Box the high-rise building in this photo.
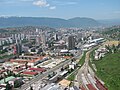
[14,39,22,55]
[21,34,25,40]
[41,32,46,46]
[36,28,39,33]
[36,36,41,45]
[68,36,75,50]
[54,34,58,41]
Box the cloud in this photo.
[33,0,57,10]
[33,0,50,7]
[49,6,56,10]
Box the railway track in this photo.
[77,48,107,90]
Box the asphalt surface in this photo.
[76,47,99,90]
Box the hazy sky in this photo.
[0,0,120,19]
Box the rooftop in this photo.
[29,68,46,72]
[22,71,38,75]
[0,76,15,84]
[10,55,47,63]
[59,79,71,87]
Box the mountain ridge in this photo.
[0,17,102,28]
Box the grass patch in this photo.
[0,54,14,59]
[78,51,86,66]
[67,72,76,81]
[67,68,79,81]
[93,51,120,90]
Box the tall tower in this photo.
[36,35,41,45]
[41,32,46,46]
[54,34,58,41]
[15,39,22,55]
[36,28,39,33]
[68,36,75,50]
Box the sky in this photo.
[0,0,120,20]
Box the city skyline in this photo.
[0,0,120,19]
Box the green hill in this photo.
[93,51,120,90]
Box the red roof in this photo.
[22,71,38,75]
[0,70,4,73]
[87,84,97,90]
[29,68,46,72]
[0,70,5,74]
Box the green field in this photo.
[67,71,76,81]
[93,51,120,90]
[78,51,86,66]
[89,49,96,71]
[0,54,14,59]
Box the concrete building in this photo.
[14,40,22,55]
[41,83,62,90]
[41,32,46,46]
[36,36,41,45]
[68,36,75,50]
[54,34,58,41]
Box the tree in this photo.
[6,82,12,90]
[41,52,46,56]
[61,67,64,71]
[117,43,120,49]
[14,80,21,88]
[70,54,73,56]
[105,45,110,50]
[48,74,51,79]
[7,70,13,76]
[112,44,116,53]
[53,72,56,76]
[30,86,33,90]
[16,73,21,77]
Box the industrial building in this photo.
[10,55,48,66]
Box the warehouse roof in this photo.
[29,68,46,72]
[22,71,38,75]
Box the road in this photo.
[18,59,72,90]
[76,46,107,90]
[77,50,98,90]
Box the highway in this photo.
[18,59,72,90]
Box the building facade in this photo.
[68,36,75,50]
